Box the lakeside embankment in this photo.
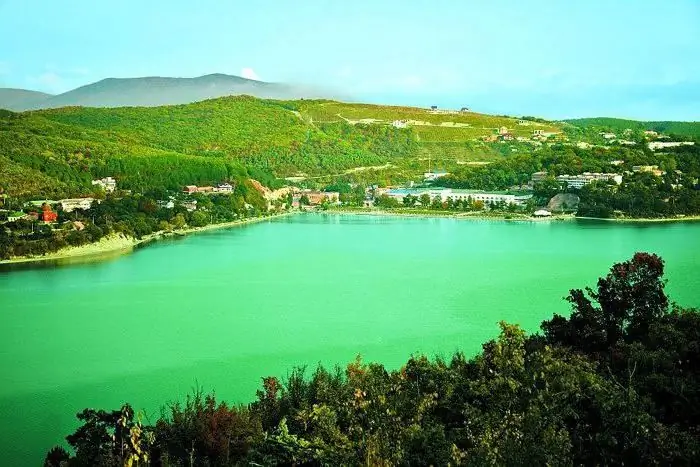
[326,208,700,224]
[0,213,294,266]
[323,207,575,222]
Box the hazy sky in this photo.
[1,0,698,119]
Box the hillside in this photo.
[0,74,333,111]
[0,88,53,112]
[6,94,695,200]
[565,117,700,138]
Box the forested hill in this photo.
[0,96,551,198]
[565,117,700,138]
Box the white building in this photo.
[556,173,623,189]
[533,209,552,217]
[648,141,695,151]
[391,120,408,129]
[214,183,233,193]
[60,198,95,212]
[91,177,116,193]
[600,132,617,140]
[385,188,532,206]
[423,171,450,181]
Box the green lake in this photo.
[1,214,699,464]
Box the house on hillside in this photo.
[60,198,94,212]
[40,204,58,223]
[92,177,117,193]
[183,185,198,194]
[392,120,408,129]
[498,126,509,135]
[214,183,233,193]
[533,129,545,136]
[644,130,659,137]
[197,186,214,193]
[8,211,27,222]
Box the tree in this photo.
[542,252,668,353]
[172,213,186,230]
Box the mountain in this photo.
[0,74,336,111]
[0,88,53,111]
[564,117,700,138]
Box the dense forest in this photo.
[43,253,700,466]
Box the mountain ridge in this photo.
[0,74,335,111]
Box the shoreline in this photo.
[0,212,294,266]
[321,208,575,222]
[324,208,700,224]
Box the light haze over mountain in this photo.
[0,74,337,111]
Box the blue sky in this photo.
[0,0,698,120]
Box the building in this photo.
[644,130,659,137]
[611,160,625,166]
[499,133,514,141]
[633,165,666,177]
[197,186,214,193]
[498,126,509,135]
[648,141,695,151]
[8,211,27,222]
[91,177,117,193]
[530,171,550,184]
[533,209,552,217]
[40,204,58,223]
[302,191,340,205]
[533,129,545,136]
[391,120,408,129]
[60,198,94,212]
[423,171,450,181]
[556,173,623,189]
[600,132,617,140]
[384,187,532,206]
[181,200,197,211]
[183,185,198,194]
[214,183,233,193]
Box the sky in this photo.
[0,0,699,120]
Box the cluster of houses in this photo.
[91,177,117,193]
[291,190,340,209]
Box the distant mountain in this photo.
[0,88,53,111]
[564,117,700,138]
[0,74,337,111]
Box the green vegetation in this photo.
[0,185,268,260]
[44,253,700,466]
[565,117,700,139]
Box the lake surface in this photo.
[1,214,699,464]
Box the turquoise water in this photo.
[1,214,699,464]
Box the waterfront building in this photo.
[384,187,532,206]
